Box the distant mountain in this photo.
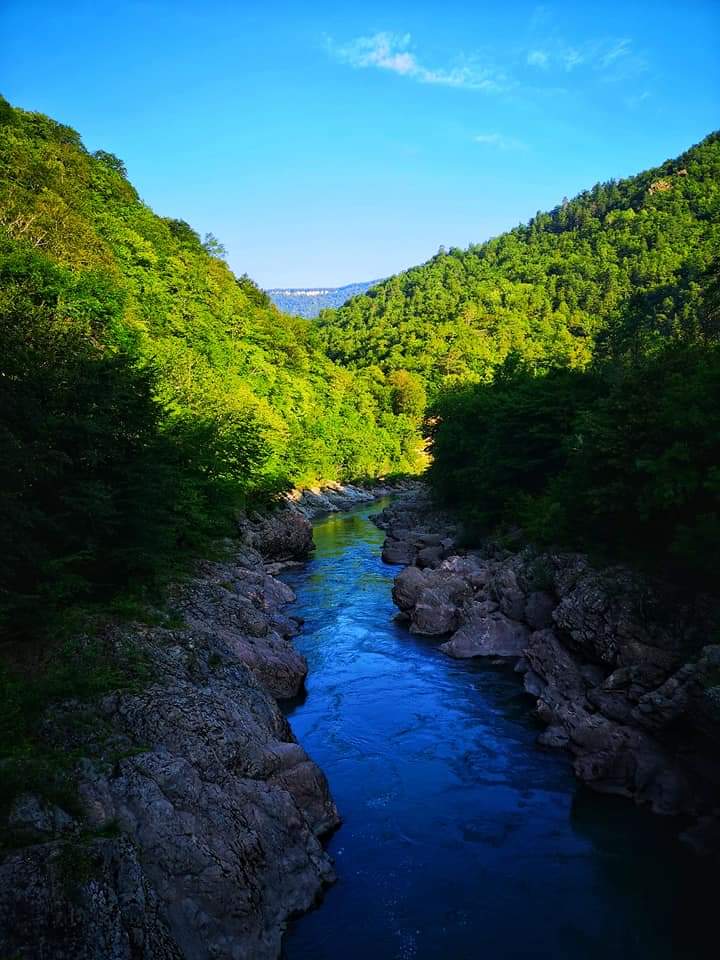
[266,280,379,318]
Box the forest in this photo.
[318,132,720,587]
[0,95,424,638]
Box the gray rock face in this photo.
[403,568,474,636]
[386,488,720,843]
[382,538,418,565]
[240,509,315,562]
[525,591,556,630]
[0,836,184,960]
[0,521,339,960]
[440,608,529,659]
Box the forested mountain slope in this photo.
[0,96,421,632]
[317,133,720,388]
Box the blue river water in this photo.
[280,501,712,960]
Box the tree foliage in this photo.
[317,131,720,589]
[0,97,422,635]
[318,133,720,390]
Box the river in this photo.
[280,501,712,960]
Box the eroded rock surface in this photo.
[0,511,339,960]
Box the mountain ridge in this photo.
[267,280,379,317]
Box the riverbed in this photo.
[281,501,712,959]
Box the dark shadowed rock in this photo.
[392,566,427,611]
[440,607,529,659]
[241,509,314,562]
[382,538,418,565]
[525,590,556,630]
[416,544,444,568]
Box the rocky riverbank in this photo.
[376,489,720,854]
[0,481,408,960]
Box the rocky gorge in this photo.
[377,488,720,854]
[0,482,411,960]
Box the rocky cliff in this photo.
[378,490,720,853]
[0,507,330,959]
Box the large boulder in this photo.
[524,590,556,630]
[392,566,427,612]
[171,559,307,699]
[242,509,314,562]
[440,605,529,659]
[551,558,686,672]
[488,566,526,620]
[382,538,417,565]
[406,569,474,636]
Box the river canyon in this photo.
[281,500,713,960]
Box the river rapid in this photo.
[280,501,712,960]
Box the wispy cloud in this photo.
[527,49,549,68]
[600,38,632,68]
[326,28,647,108]
[474,133,527,151]
[326,32,508,92]
[562,48,585,71]
[524,35,644,79]
[625,89,651,110]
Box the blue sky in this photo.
[2,1,718,287]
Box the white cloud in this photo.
[562,48,585,71]
[527,49,549,68]
[600,38,632,68]
[327,32,507,92]
[474,133,527,151]
[326,30,646,106]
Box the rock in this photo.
[171,559,307,699]
[241,509,314,562]
[586,687,635,723]
[551,559,687,672]
[411,596,460,635]
[680,814,720,856]
[386,485,720,842]
[489,566,526,621]
[382,538,417,565]
[392,566,427,611]
[407,570,474,636]
[414,532,444,547]
[537,725,570,748]
[416,544,444,568]
[6,793,76,842]
[0,836,183,960]
[524,628,587,709]
[0,514,339,960]
[524,590,556,630]
[514,656,530,675]
[440,608,529,659]
[569,716,693,815]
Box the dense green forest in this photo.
[318,134,719,385]
[319,133,720,586]
[0,95,423,636]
